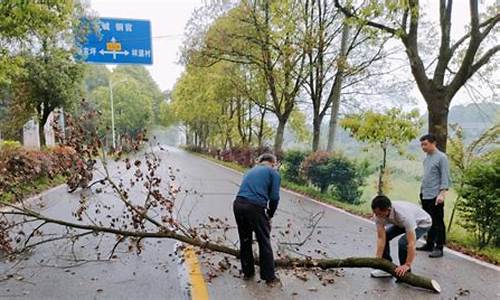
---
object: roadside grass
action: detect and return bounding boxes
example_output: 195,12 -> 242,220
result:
0,175 -> 66,204
191,151 -> 499,265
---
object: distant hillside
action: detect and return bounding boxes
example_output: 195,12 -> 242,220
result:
289,102 -> 500,152
423,102 -> 499,140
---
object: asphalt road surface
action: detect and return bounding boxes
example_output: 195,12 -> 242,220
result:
1,146 -> 499,299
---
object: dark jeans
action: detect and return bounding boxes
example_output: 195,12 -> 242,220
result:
420,195 -> 446,249
233,197 -> 276,281
383,225 -> 429,265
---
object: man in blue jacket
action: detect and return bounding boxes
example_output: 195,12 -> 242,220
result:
234,153 -> 281,286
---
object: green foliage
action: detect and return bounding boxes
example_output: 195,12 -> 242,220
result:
447,123 -> 500,232
289,109 -> 312,143
113,66 -> 165,124
301,151 -> 366,203
0,1 -> 89,145
0,140 -> 21,151
83,65 -> 110,95
91,78 -> 154,138
0,0 -> 76,84
282,150 -> 310,184
22,45 -> 84,116
457,149 -> 500,248
341,108 -> 421,147
158,101 -> 175,128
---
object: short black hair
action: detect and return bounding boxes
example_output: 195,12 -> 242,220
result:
420,134 -> 437,143
371,195 -> 392,210
257,153 -> 277,164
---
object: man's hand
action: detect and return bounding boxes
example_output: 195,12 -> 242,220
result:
436,190 -> 447,205
395,264 -> 411,277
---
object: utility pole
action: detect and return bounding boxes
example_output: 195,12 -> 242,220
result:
109,78 -> 116,149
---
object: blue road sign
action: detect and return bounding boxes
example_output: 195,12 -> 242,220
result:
77,17 -> 152,65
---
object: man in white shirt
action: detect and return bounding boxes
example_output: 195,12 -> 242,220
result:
370,195 -> 432,279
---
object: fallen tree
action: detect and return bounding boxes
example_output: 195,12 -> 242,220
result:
0,103 -> 441,293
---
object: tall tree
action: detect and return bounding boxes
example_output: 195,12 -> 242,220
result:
113,66 -> 164,125
190,1 -> 307,152
0,0 -> 77,85
20,44 -> 84,146
334,0 -> 500,152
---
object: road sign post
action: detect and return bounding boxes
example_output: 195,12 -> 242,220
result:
77,17 -> 153,149
77,17 -> 153,65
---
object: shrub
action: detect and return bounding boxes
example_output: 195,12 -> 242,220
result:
301,151 -> 331,193
458,150 -> 500,248
301,151 -> 366,204
0,146 -> 74,198
282,150 -> 310,184
231,146 -> 255,167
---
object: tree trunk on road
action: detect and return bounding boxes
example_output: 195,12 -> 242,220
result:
0,204 -> 441,293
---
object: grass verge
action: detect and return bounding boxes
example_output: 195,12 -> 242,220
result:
0,175 -> 67,204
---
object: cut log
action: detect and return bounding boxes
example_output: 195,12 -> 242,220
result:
274,256 -> 441,293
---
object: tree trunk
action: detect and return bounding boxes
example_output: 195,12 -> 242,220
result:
426,96 -> 450,152
185,125 -> 191,145
274,118 -> 286,153
257,110 -> 265,148
248,101 -> 252,145
326,22 -> 349,152
274,257 -> 441,293
312,117 -> 321,152
38,119 -> 46,148
378,145 -> 387,195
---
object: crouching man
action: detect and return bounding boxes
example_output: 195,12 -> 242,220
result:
370,195 -> 432,279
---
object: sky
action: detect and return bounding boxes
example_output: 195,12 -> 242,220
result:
88,0 -> 498,112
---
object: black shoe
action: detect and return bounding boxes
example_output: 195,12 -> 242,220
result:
429,248 -> 444,258
416,244 -> 433,252
265,277 -> 282,287
243,273 -> 255,281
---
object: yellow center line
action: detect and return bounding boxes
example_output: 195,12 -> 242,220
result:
183,246 -> 210,300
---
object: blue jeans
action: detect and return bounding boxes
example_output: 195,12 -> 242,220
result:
383,226 -> 429,265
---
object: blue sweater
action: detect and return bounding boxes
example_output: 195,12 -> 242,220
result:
237,164 -> 281,217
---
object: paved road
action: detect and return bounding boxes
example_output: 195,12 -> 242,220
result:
1,146 -> 499,299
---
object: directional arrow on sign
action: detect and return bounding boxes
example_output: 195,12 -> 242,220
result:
99,49 -> 129,60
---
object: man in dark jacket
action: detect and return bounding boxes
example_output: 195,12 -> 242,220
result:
233,153 -> 281,286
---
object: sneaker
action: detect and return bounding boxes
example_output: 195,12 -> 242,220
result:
429,248 -> 444,258
370,270 -> 392,278
265,277 -> 282,287
416,244 -> 433,252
